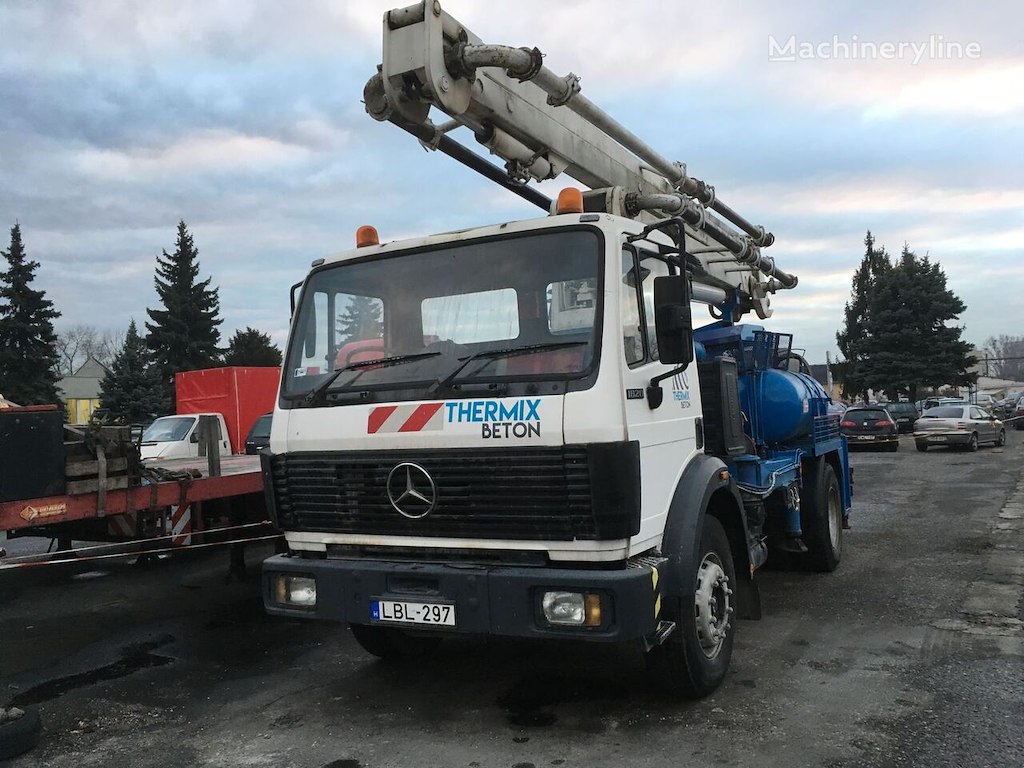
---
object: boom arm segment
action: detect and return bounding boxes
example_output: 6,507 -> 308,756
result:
363,1 -> 797,319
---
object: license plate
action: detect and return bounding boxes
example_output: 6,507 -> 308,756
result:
371,599 -> 456,627
928,436 -> 947,442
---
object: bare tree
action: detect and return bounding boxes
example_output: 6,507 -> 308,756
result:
54,325 -> 124,375
981,335 -> 1024,381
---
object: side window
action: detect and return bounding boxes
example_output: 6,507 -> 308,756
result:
421,288 -> 519,344
547,279 -> 597,334
970,406 -> 986,420
639,255 -> 670,361
295,290 -> 329,376
621,250 -> 645,365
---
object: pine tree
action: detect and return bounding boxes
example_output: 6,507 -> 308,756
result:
145,221 -> 223,410
335,295 -> 382,344
223,327 -> 283,366
860,246 -> 975,401
0,224 -> 62,405
99,320 -> 168,422
836,231 -> 891,400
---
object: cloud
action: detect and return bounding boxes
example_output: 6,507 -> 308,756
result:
1,0 -> 1021,368
75,130 -> 315,179
862,64 -> 1024,119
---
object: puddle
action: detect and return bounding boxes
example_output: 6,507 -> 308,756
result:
10,636 -> 175,707
499,675 -> 629,729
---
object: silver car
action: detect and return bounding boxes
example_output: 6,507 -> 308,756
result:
913,405 -> 1006,452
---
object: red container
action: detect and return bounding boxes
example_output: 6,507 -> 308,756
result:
175,367 -> 280,453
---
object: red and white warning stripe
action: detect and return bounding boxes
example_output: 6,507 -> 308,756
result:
107,512 -> 137,538
169,505 -> 192,547
368,402 -> 444,434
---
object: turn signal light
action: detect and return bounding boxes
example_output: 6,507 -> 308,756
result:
556,187 -> 584,214
356,225 -> 380,247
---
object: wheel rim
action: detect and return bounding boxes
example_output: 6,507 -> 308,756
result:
827,481 -> 842,554
970,434 -> 978,450
693,553 -> 732,659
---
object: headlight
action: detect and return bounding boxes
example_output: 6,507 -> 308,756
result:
541,590 -> 602,627
273,575 -> 316,607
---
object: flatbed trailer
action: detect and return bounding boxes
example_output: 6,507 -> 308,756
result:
1,455 -> 275,564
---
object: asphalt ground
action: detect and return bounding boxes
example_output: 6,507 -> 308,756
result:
1,430 -> 1022,768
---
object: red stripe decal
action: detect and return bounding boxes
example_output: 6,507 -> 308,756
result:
368,406 -> 398,434
398,403 -> 443,432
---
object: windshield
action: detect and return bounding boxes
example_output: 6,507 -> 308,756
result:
887,403 -> 916,414
844,409 -> 889,423
142,416 -> 196,442
923,406 -> 965,418
282,229 -> 602,404
249,415 -> 272,438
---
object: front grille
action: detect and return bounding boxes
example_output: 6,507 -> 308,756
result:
271,447 -> 596,541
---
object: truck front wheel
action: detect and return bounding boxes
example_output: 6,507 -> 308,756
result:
801,461 -> 843,572
647,515 -> 736,698
348,623 -> 442,660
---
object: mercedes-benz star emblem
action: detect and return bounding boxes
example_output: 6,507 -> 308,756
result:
386,462 -> 437,519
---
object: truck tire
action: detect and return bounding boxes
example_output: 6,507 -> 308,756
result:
0,707 -> 41,760
800,461 -> 842,572
348,623 -> 442,660
647,516 -> 736,698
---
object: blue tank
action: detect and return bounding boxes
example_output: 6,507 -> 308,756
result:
739,368 -> 831,444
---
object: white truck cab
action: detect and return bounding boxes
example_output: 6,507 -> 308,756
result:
140,413 -> 231,461
261,0 -> 851,700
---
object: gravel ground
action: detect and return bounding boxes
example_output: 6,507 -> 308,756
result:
1,431 -> 1021,767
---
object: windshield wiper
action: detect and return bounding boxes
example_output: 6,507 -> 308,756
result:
298,351 -> 442,406
427,341 -> 587,394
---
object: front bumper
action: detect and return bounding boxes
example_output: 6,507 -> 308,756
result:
262,554 -> 662,642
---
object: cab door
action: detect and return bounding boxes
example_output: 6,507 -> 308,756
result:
619,246 -> 701,550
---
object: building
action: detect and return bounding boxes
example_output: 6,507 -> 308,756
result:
57,357 -> 108,424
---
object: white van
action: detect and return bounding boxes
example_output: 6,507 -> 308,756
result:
140,413 -> 231,461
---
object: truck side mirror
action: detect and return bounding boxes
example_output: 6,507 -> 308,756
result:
653,275 -> 694,366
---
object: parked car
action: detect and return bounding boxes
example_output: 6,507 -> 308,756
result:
840,405 -> 900,451
921,396 -> 968,411
827,400 -> 847,417
990,391 -> 1021,419
245,412 -> 273,454
1012,397 -> 1024,431
971,392 -> 997,409
913,405 -> 1005,452
882,402 -> 920,433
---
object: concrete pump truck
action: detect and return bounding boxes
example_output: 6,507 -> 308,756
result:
261,1 -> 852,698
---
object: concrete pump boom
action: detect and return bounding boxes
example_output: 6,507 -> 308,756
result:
363,0 -> 797,319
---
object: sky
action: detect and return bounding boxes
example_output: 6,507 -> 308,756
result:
1,0 -> 1021,363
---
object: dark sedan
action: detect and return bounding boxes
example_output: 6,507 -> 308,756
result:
882,402 -> 920,433
840,406 -> 900,451
244,413 -> 273,455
